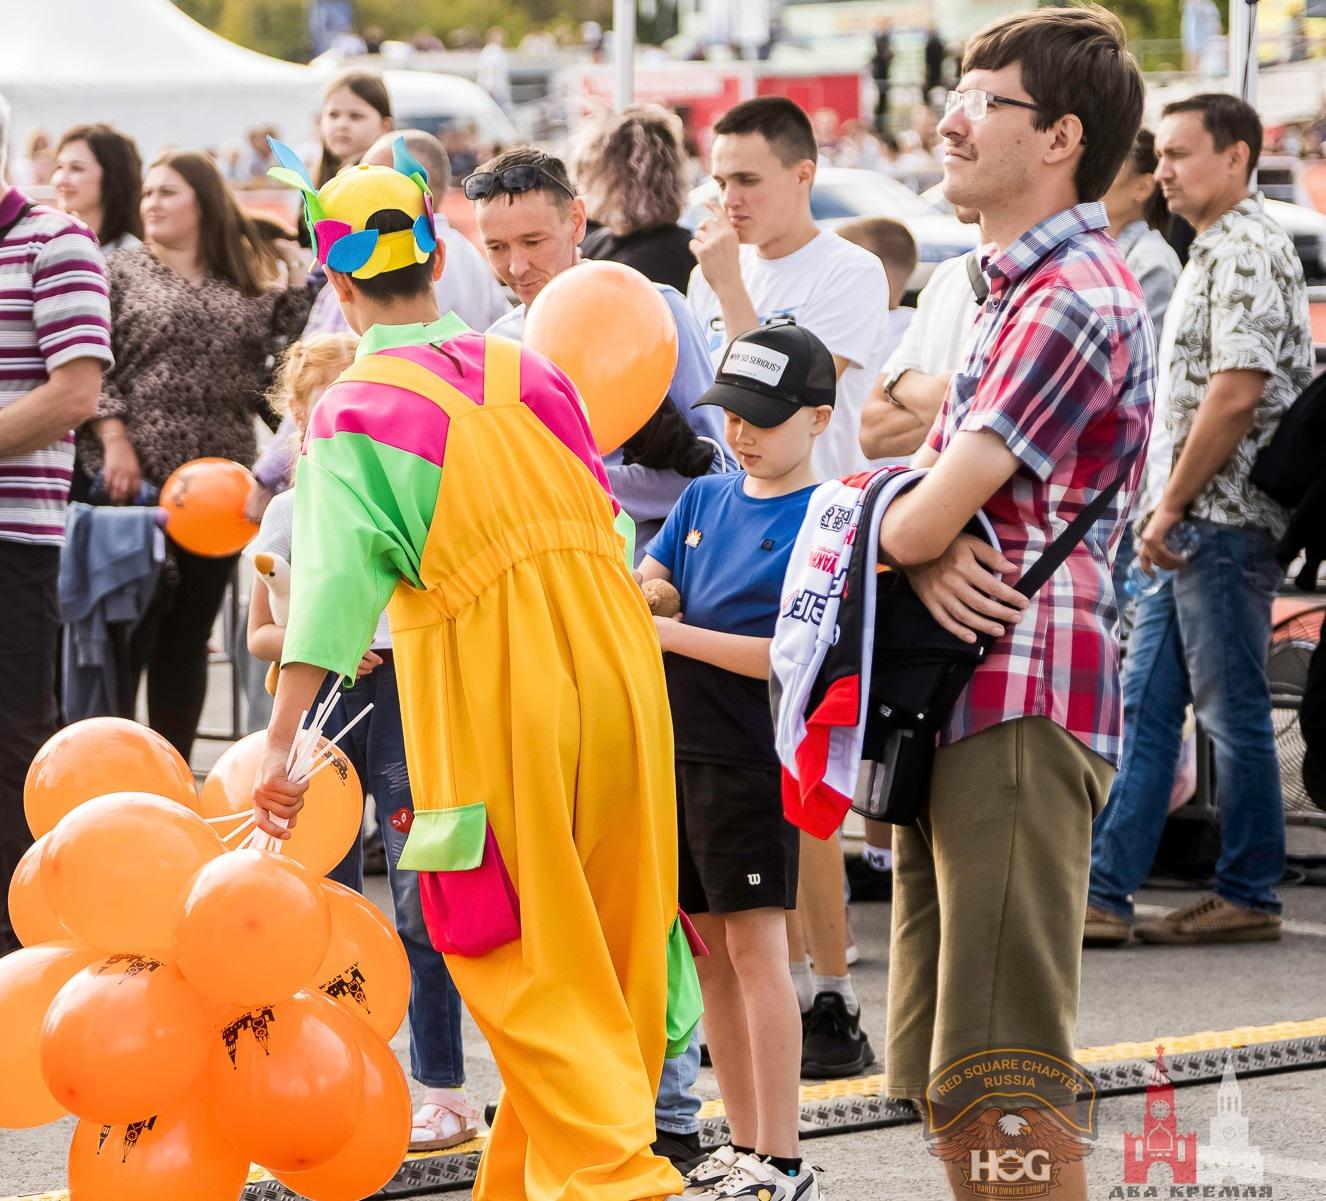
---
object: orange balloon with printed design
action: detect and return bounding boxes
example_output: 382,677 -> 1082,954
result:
23,717 -> 198,838
198,731 -> 364,876
159,457 -> 259,557
523,260 -> 678,455
313,879 -> 410,1040
210,990 -> 366,1172
41,793 -> 223,956
0,942 -> 101,1128
41,955 -> 215,1123
174,849 -> 332,1009
274,1018 -> 412,1201
68,1096 -> 251,1201
7,835 -> 67,946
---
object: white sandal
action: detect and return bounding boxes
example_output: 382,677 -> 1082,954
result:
410,1096 -> 480,1152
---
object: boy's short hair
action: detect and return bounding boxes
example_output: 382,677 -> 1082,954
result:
835,217 -> 918,282
961,3 -> 1144,202
349,209 -> 437,302
712,97 -> 818,168
1161,92 -> 1263,180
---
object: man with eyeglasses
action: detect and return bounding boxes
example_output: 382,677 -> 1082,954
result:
866,8 -> 1154,1198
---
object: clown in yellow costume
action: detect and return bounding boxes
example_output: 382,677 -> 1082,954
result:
253,139 -> 698,1201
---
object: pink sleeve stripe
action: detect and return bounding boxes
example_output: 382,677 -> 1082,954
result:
306,377 -> 451,467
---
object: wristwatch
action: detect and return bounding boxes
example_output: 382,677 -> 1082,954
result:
880,366 -> 910,408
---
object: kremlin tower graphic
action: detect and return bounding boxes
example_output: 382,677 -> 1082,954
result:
1124,1046 -> 1198,1184
1197,1051 -> 1264,1185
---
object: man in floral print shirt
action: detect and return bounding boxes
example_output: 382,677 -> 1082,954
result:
1087,93 -> 1312,947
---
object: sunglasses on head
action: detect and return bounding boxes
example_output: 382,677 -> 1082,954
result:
463,163 -> 577,202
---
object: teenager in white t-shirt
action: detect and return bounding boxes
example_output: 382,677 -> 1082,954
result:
686,97 -> 889,482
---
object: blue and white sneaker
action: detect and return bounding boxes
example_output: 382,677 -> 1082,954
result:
712,1153 -> 819,1201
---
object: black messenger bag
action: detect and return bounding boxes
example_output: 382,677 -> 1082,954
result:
853,475 -> 1125,826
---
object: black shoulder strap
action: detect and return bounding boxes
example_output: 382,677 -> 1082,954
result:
1013,474 -> 1127,599
0,200 -> 35,242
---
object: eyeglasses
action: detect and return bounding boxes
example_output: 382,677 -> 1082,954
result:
463,163 -> 577,202
944,89 -> 1043,122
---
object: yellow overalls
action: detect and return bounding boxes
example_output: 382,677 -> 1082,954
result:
338,337 -> 684,1201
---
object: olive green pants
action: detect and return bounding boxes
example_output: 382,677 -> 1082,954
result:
885,717 -> 1113,1100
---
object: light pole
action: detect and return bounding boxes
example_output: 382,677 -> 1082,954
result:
614,0 -> 636,111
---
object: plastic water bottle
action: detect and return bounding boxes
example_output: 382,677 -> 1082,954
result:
1123,521 -> 1201,601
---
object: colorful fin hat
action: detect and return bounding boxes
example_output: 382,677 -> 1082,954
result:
267,136 -> 437,280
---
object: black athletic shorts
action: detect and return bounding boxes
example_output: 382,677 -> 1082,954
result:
676,759 -> 800,915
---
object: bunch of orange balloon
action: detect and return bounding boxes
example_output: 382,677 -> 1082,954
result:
1,717 -> 413,1201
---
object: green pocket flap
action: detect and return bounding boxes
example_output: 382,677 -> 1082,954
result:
665,915 -> 704,1058
397,803 -> 489,872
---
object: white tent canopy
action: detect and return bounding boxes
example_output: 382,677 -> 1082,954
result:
1,0 -> 514,161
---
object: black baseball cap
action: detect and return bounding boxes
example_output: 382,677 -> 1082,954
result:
696,318 -> 837,429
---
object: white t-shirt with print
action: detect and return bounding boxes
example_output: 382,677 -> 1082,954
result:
686,230 -> 890,480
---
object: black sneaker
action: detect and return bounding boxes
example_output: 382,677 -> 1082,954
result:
845,854 -> 892,901
801,991 -> 875,1078
654,1129 -> 704,1174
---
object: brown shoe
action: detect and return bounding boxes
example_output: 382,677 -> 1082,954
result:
1084,904 -> 1131,946
1134,894 -> 1282,945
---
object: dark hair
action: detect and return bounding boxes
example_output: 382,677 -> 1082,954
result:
961,4 -> 1144,202
148,150 -> 276,297
621,396 -> 715,476
712,97 -> 817,168
472,145 -> 576,211
1160,92 -> 1262,181
1125,128 -> 1171,236
345,208 -> 437,302
57,123 -> 144,246
317,70 -> 393,187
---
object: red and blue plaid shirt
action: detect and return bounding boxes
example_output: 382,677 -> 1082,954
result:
926,202 -> 1155,766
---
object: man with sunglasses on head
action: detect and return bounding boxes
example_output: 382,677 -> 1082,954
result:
470,147 -> 733,563
867,8 -> 1154,1198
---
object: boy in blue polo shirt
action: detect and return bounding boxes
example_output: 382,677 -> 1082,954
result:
639,319 -> 830,1201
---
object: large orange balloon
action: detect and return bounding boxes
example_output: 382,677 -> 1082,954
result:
175,850 -> 331,1009
68,1097 -> 250,1201
42,793 -> 223,956
199,731 -> 364,876
314,880 -> 410,1041
7,835 -> 67,946
524,260 -> 678,455
160,457 -> 259,557
210,990 -> 366,1172
0,942 -> 101,1128
274,1021 -> 411,1201
24,717 -> 197,838
42,955 -> 214,1123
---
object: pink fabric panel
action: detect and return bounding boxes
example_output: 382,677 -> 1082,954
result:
307,378 -> 451,467
384,338 -> 618,510
679,909 -> 709,959
418,825 -> 521,957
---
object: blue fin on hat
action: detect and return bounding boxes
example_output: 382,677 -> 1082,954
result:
325,228 -> 380,274
267,137 -> 316,192
413,213 -> 438,254
392,138 -> 431,194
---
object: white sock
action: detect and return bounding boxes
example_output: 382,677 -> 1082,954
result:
862,844 -> 893,873
814,973 -> 859,1015
789,957 -> 814,1013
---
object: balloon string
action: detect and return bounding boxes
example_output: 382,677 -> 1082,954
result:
221,816 -> 256,843
205,811 -> 252,826
296,703 -> 373,784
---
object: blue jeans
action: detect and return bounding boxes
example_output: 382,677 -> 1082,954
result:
655,1028 -> 702,1136
319,660 -> 467,1087
1089,520 -> 1285,918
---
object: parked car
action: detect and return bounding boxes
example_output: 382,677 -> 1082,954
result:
683,167 -> 979,295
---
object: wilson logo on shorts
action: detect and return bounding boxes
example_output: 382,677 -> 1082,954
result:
747,873 -> 762,885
